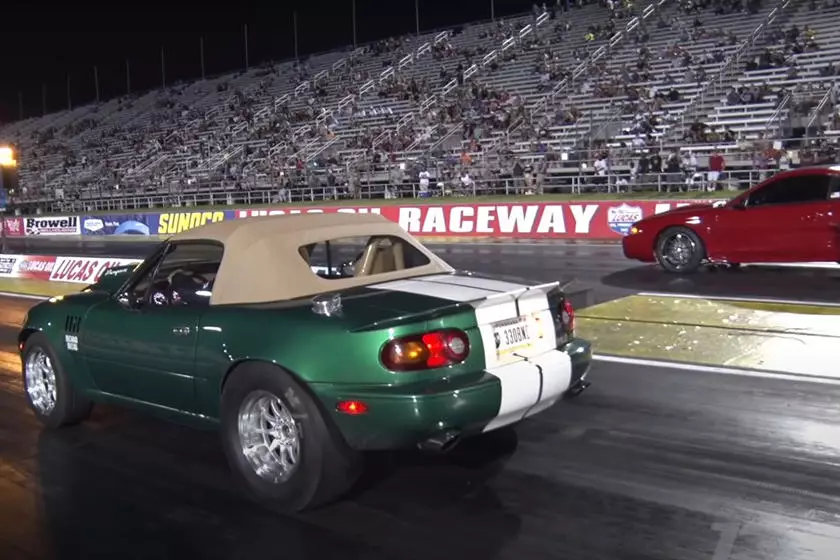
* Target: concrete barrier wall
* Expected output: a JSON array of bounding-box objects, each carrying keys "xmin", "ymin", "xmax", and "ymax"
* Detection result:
[{"xmin": 2, "ymin": 199, "xmax": 726, "ymax": 241}]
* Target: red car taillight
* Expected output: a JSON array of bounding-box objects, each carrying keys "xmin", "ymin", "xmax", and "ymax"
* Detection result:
[
  {"xmin": 560, "ymin": 298, "xmax": 576, "ymax": 336},
  {"xmin": 380, "ymin": 329, "xmax": 470, "ymax": 371}
]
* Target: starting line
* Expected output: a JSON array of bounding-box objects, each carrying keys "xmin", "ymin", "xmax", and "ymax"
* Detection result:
[{"xmin": 0, "ymin": 292, "xmax": 49, "ymax": 301}]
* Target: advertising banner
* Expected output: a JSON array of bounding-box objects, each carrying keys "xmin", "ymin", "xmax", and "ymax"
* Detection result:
[
  {"xmin": 152, "ymin": 210, "xmax": 234, "ymax": 235},
  {"xmin": 0, "ymin": 217, "xmax": 24, "ymax": 237},
  {"xmin": 235, "ymin": 200, "xmax": 725, "ymax": 239},
  {"xmin": 82, "ymin": 210, "xmax": 235, "ymax": 236},
  {"xmin": 0, "ymin": 255, "xmax": 17, "ymax": 275},
  {"xmin": 0, "ymin": 254, "xmax": 59, "ymax": 280},
  {"xmin": 0, "ymin": 254, "xmax": 141, "ymax": 283},
  {"xmin": 23, "ymin": 215, "xmax": 81, "ymax": 236},
  {"xmin": 81, "ymin": 214, "xmax": 156, "ymax": 236},
  {"xmin": 49, "ymin": 256, "xmax": 142, "ymax": 284}
]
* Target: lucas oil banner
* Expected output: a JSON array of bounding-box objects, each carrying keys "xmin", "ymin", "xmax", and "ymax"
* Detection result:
[{"xmin": 82, "ymin": 210, "xmax": 234, "ymax": 236}]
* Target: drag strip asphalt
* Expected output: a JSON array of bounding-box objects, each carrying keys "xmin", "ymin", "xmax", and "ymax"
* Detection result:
[
  {"xmin": 3, "ymin": 236, "xmax": 840, "ymax": 558},
  {"xmin": 6, "ymin": 237, "xmax": 840, "ymax": 307},
  {"xmin": 1, "ymin": 295, "xmax": 840, "ymax": 559}
]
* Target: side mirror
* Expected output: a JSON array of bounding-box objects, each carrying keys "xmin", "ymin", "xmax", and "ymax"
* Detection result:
[
  {"xmin": 730, "ymin": 199, "xmax": 747, "ymax": 210},
  {"xmin": 116, "ymin": 292, "xmax": 135, "ymax": 309}
]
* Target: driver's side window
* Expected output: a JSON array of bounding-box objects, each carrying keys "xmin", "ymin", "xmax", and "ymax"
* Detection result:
[
  {"xmin": 125, "ymin": 242, "xmax": 224, "ymax": 309},
  {"xmin": 748, "ymin": 175, "xmax": 832, "ymax": 207}
]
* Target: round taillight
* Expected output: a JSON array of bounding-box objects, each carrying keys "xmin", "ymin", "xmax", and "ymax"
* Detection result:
[
  {"xmin": 381, "ymin": 329, "xmax": 470, "ymax": 371},
  {"xmin": 561, "ymin": 298, "xmax": 576, "ymax": 335},
  {"xmin": 445, "ymin": 333, "xmax": 467, "ymax": 357}
]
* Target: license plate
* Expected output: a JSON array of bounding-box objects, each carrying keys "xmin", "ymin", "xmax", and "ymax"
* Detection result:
[{"xmin": 493, "ymin": 317, "xmax": 533, "ymax": 359}]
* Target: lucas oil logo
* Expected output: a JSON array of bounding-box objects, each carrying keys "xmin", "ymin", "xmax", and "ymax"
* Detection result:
[{"xmin": 606, "ymin": 204, "xmax": 643, "ymax": 236}]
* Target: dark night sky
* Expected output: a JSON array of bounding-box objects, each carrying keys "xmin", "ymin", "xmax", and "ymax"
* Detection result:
[{"xmin": 0, "ymin": 0, "xmax": 539, "ymax": 123}]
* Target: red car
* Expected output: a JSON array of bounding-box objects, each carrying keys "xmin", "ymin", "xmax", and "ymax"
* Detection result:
[{"xmin": 622, "ymin": 166, "xmax": 840, "ymax": 273}]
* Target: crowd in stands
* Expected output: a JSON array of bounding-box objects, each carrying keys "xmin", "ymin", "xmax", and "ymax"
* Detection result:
[{"xmin": 2, "ymin": 0, "xmax": 840, "ymax": 212}]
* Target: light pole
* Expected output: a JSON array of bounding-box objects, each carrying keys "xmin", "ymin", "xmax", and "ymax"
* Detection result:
[{"xmin": 0, "ymin": 146, "xmax": 18, "ymax": 254}]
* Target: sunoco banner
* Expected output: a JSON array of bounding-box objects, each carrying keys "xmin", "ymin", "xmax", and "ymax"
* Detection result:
[{"xmin": 153, "ymin": 210, "xmax": 233, "ymax": 235}]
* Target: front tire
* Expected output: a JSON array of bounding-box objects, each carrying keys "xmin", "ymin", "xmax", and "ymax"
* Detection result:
[
  {"xmin": 220, "ymin": 362, "xmax": 361, "ymax": 513},
  {"xmin": 655, "ymin": 227, "xmax": 705, "ymax": 274},
  {"xmin": 22, "ymin": 333, "xmax": 93, "ymax": 429}
]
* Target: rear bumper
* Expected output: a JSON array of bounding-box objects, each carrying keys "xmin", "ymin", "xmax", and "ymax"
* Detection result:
[
  {"xmin": 312, "ymin": 338, "xmax": 593, "ymax": 450},
  {"xmin": 566, "ymin": 337, "xmax": 592, "ymax": 389}
]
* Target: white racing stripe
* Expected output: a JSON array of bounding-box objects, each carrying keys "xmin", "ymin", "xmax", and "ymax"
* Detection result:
[
  {"xmin": 482, "ymin": 360, "xmax": 542, "ymax": 432},
  {"xmin": 415, "ymin": 273, "xmax": 528, "ymax": 294},
  {"xmin": 368, "ymin": 277, "xmax": 498, "ymax": 301},
  {"xmin": 372, "ymin": 273, "xmax": 574, "ymax": 430}
]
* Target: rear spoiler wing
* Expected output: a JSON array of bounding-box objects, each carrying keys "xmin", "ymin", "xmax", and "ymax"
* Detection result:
[{"xmin": 350, "ymin": 280, "xmax": 564, "ymax": 333}]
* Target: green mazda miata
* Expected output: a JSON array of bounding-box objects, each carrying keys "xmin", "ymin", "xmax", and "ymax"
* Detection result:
[{"xmin": 19, "ymin": 212, "xmax": 592, "ymax": 512}]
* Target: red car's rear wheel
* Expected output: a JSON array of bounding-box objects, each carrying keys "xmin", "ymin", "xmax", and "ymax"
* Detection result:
[{"xmin": 655, "ymin": 227, "xmax": 706, "ymax": 274}]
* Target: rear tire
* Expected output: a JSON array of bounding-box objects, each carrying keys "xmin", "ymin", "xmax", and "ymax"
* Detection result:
[
  {"xmin": 655, "ymin": 227, "xmax": 705, "ymax": 274},
  {"xmin": 220, "ymin": 362, "xmax": 361, "ymax": 513},
  {"xmin": 22, "ymin": 333, "xmax": 93, "ymax": 429}
]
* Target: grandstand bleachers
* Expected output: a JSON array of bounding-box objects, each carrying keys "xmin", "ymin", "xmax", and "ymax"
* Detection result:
[{"xmin": 1, "ymin": 0, "xmax": 839, "ymax": 213}]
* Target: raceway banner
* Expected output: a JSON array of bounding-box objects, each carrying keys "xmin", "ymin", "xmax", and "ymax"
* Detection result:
[
  {"xmin": 0, "ymin": 255, "xmax": 141, "ymax": 283},
  {"xmin": 234, "ymin": 199, "xmax": 726, "ymax": 238},
  {"xmin": 67, "ymin": 200, "xmax": 726, "ymax": 240},
  {"xmin": 81, "ymin": 210, "xmax": 235, "ymax": 236}
]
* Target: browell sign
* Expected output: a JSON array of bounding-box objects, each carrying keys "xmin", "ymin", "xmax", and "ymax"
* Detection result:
[{"xmin": 24, "ymin": 216, "xmax": 80, "ymax": 236}]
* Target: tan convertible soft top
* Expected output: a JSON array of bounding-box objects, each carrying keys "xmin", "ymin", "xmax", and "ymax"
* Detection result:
[{"xmin": 170, "ymin": 212, "xmax": 453, "ymax": 306}]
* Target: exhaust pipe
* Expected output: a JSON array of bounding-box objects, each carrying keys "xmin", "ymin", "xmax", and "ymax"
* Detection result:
[
  {"xmin": 418, "ymin": 430, "xmax": 461, "ymax": 453},
  {"xmin": 566, "ymin": 379, "xmax": 591, "ymax": 398}
]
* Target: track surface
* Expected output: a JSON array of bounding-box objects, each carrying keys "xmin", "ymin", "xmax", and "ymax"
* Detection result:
[
  {"xmin": 1, "ymin": 239, "xmax": 840, "ymax": 559},
  {"xmin": 6, "ymin": 237, "xmax": 840, "ymax": 306}
]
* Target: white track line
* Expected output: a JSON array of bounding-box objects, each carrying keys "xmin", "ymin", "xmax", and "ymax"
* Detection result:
[
  {"xmin": 1, "ymin": 291, "xmax": 835, "ymax": 386},
  {"xmin": 637, "ymin": 292, "xmax": 840, "ymax": 308},
  {"xmin": 0, "ymin": 292, "xmax": 48, "ymax": 301},
  {"xmin": 593, "ymin": 354, "xmax": 840, "ymax": 387},
  {"xmin": 748, "ymin": 262, "xmax": 840, "ymax": 269}
]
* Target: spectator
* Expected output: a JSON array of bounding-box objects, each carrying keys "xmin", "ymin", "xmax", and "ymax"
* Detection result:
[{"xmin": 708, "ymin": 150, "xmax": 725, "ymax": 191}]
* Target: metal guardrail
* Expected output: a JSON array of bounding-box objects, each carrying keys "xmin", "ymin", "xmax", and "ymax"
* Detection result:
[
  {"xmin": 350, "ymin": 11, "xmax": 554, "ymax": 169},
  {"xmin": 187, "ymin": 47, "xmax": 371, "ymax": 177},
  {"xmin": 12, "ymin": 169, "xmax": 778, "ymax": 215},
  {"xmin": 763, "ymin": 92, "xmax": 791, "ymax": 137},
  {"xmin": 664, "ymin": 0, "xmax": 795, "ymax": 143},
  {"xmin": 303, "ymin": 31, "xmax": 452, "ymax": 168},
  {"xmin": 805, "ymin": 87, "xmax": 833, "ymax": 138},
  {"xmin": 477, "ymin": 0, "xmax": 669, "ymax": 167}
]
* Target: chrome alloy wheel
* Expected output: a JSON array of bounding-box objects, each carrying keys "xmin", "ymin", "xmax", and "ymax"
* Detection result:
[
  {"xmin": 661, "ymin": 232, "xmax": 697, "ymax": 269},
  {"xmin": 238, "ymin": 390, "xmax": 301, "ymax": 483},
  {"xmin": 24, "ymin": 349, "xmax": 58, "ymax": 415}
]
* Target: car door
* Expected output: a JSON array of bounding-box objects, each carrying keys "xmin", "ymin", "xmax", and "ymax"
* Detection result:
[
  {"xmin": 718, "ymin": 172, "xmax": 835, "ymax": 263},
  {"xmin": 829, "ymin": 175, "xmax": 840, "ymax": 262},
  {"xmin": 81, "ymin": 241, "xmax": 223, "ymax": 413}
]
